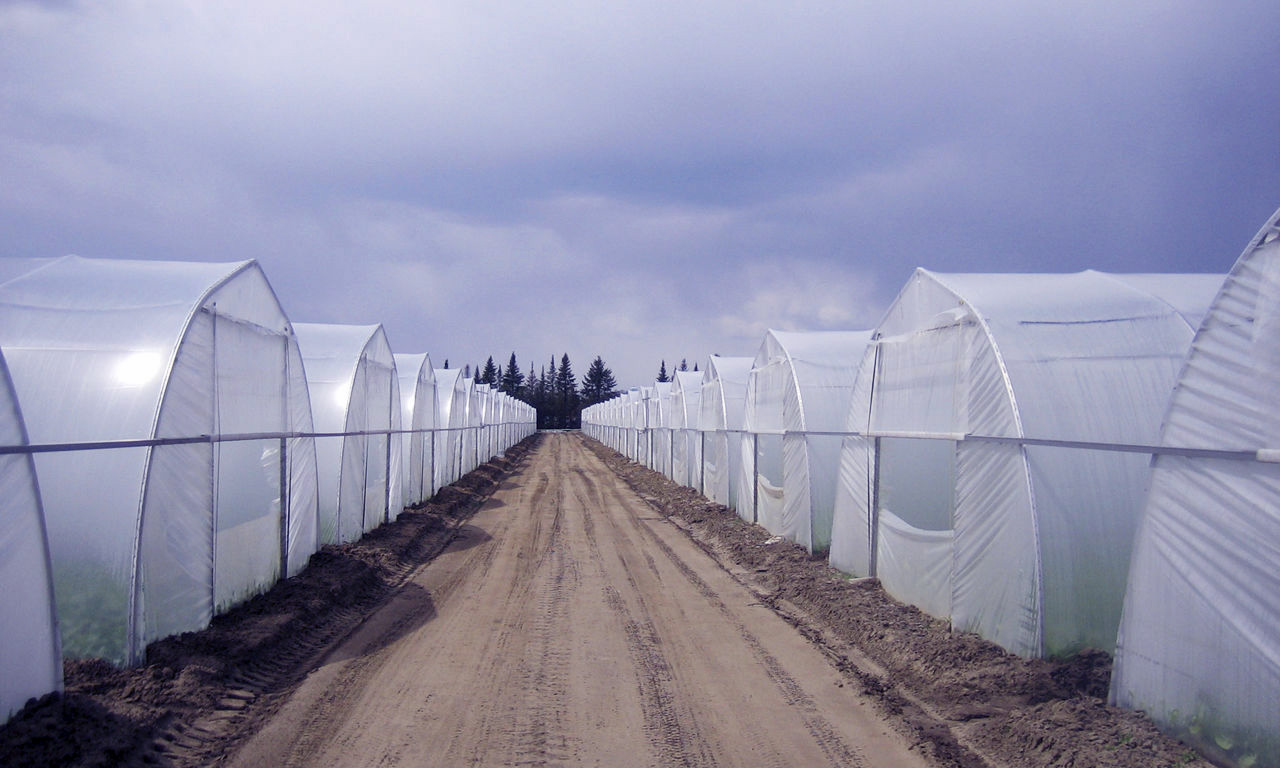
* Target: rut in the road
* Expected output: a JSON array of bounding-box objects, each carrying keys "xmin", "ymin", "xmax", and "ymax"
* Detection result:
[{"xmin": 224, "ymin": 432, "xmax": 929, "ymax": 768}]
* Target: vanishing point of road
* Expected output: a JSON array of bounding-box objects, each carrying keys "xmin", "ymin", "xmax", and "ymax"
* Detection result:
[{"xmin": 229, "ymin": 433, "xmax": 928, "ymax": 768}]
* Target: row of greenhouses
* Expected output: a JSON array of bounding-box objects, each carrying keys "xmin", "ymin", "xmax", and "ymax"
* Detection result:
[
  {"xmin": 0, "ymin": 256, "xmax": 534, "ymax": 723},
  {"xmin": 583, "ymin": 205, "xmax": 1280, "ymax": 768}
]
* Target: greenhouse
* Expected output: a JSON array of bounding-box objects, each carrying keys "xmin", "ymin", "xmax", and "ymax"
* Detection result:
[
  {"xmin": 448, "ymin": 374, "xmax": 477, "ymax": 479},
  {"xmin": 474, "ymin": 383, "xmax": 491, "ymax": 471},
  {"xmin": 699, "ymin": 356, "xmax": 754, "ymax": 512},
  {"xmin": 433, "ymin": 368, "xmax": 461, "ymax": 489},
  {"xmin": 394, "ymin": 353, "xmax": 437, "ymax": 509},
  {"xmin": 620, "ymin": 387, "xmax": 645, "ymax": 462},
  {"xmin": 582, "ymin": 393, "xmax": 626, "ymax": 454},
  {"xmin": 669, "ymin": 370, "xmax": 702, "ymax": 490},
  {"xmin": 649, "ymin": 381, "xmax": 673, "ymax": 476},
  {"xmin": 295, "ymin": 323, "xmax": 400, "ymax": 546},
  {"xmin": 0, "ymin": 347, "xmax": 61, "ymax": 721},
  {"xmin": 1111, "ymin": 209, "xmax": 1280, "ymax": 767},
  {"xmin": 0, "ymin": 256, "xmax": 319, "ymax": 664},
  {"xmin": 827, "ymin": 268, "xmax": 1220, "ymax": 658},
  {"xmin": 738, "ymin": 330, "xmax": 871, "ymax": 553}
]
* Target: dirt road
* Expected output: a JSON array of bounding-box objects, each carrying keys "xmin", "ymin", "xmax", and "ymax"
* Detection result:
[{"xmin": 228, "ymin": 432, "xmax": 929, "ymax": 768}]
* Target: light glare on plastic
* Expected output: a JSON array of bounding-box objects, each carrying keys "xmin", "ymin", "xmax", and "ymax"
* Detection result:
[
  {"xmin": 113, "ymin": 351, "xmax": 163, "ymax": 387},
  {"xmin": 334, "ymin": 383, "xmax": 352, "ymax": 410}
]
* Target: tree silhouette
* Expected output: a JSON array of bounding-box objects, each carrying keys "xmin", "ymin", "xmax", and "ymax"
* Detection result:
[
  {"xmin": 479, "ymin": 356, "xmax": 498, "ymax": 386},
  {"xmin": 580, "ymin": 356, "xmax": 618, "ymax": 406},
  {"xmin": 500, "ymin": 352, "xmax": 525, "ymax": 396},
  {"xmin": 657, "ymin": 359, "xmax": 669, "ymax": 383}
]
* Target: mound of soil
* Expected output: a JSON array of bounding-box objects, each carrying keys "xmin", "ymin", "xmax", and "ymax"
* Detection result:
[
  {"xmin": 584, "ymin": 437, "xmax": 1208, "ymax": 768},
  {"xmin": 0, "ymin": 436, "xmax": 539, "ymax": 768}
]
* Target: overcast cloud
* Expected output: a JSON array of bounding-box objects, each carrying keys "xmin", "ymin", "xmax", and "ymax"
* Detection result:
[{"xmin": 2, "ymin": 0, "xmax": 1277, "ymax": 385}]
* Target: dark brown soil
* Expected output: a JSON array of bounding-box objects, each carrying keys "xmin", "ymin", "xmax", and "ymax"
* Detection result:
[
  {"xmin": 0, "ymin": 436, "xmax": 539, "ymax": 768},
  {"xmin": 583, "ymin": 436, "xmax": 1209, "ymax": 768}
]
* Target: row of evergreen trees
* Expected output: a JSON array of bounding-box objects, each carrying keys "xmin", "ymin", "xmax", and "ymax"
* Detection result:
[
  {"xmin": 447, "ymin": 354, "xmax": 697, "ymax": 429},
  {"xmin": 653, "ymin": 358, "xmax": 697, "ymax": 383},
  {"xmin": 455, "ymin": 353, "xmax": 619, "ymax": 429}
]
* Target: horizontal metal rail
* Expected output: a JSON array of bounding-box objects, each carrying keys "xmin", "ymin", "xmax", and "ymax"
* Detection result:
[
  {"xmin": 588, "ymin": 426, "xmax": 1269, "ymax": 463},
  {"xmin": 0, "ymin": 422, "xmax": 535, "ymax": 456}
]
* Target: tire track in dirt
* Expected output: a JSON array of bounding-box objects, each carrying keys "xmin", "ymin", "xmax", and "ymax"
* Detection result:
[
  {"xmin": 447, "ymin": 439, "xmax": 579, "ymax": 767},
  {"xmin": 223, "ymin": 434, "xmax": 927, "ymax": 768},
  {"xmin": 567, "ymin": 453, "xmax": 720, "ymax": 768},
  {"xmin": 566, "ymin": 438, "xmax": 869, "ymax": 768}
]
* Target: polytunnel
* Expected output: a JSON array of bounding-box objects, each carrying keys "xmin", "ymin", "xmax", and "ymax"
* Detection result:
[
  {"xmin": 482, "ymin": 388, "xmax": 497, "ymax": 460},
  {"xmin": 472, "ymin": 382, "xmax": 489, "ymax": 471},
  {"xmin": 0, "ymin": 347, "xmax": 61, "ymax": 722},
  {"xmin": 394, "ymin": 353, "xmax": 437, "ymax": 508},
  {"xmin": 622, "ymin": 388, "xmax": 645, "ymax": 462},
  {"xmin": 699, "ymin": 356, "xmax": 754, "ymax": 511},
  {"xmin": 295, "ymin": 323, "xmax": 400, "ymax": 546},
  {"xmin": 827, "ymin": 268, "xmax": 1220, "ymax": 659},
  {"xmin": 669, "ymin": 371, "xmax": 702, "ymax": 490},
  {"xmin": 433, "ymin": 368, "xmax": 461, "ymax": 488},
  {"xmin": 1111, "ymin": 209, "xmax": 1280, "ymax": 767},
  {"xmin": 739, "ymin": 330, "xmax": 871, "ymax": 553},
  {"xmin": 449, "ymin": 375, "xmax": 478, "ymax": 478},
  {"xmin": 0, "ymin": 256, "xmax": 319, "ymax": 664},
  {"xmin": 605, "ymin": 395, "xmax": 625, "ymax": 452},
  {"xmin": 649, "ymin": 381, "xmax": 673, "ymax": 476},
  {"xmin": 583, "ymin": 395, "xmax": 621, "ymax": 452}
]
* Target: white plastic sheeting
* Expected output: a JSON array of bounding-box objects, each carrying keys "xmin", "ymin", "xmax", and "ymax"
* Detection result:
[
  {"xmin": 1112, "ymin": 210, "xmax": 1280, "ymax": 766},
  {"xmin": 433, "ymin": 368, "xmax": 461, "ymax": 489},
  {"xmin": 0, "ymin": 256, "xmax": 319, "ymax": 664},
  {"xmin": 828, "ymin": 269, "xmax": 1220, "ymax": 658},
  {"xmin": 295, "ymin": 323, "xmax": 400, "ymax": 547},
  {"xmin": 0, "ymin": 347, "xmax": 61, "ymax": 722},
  {"xmin": 669, "ymin": 371, "xmax": 702, "ymax": 490},
  {"xmin": 649, "ymin": 381, "xmax": 673, "ymax": 476},
  {"xmin": 581, "ymin": 392, "xmax": 631, "ymax": 457},
  {"xmin": 456, "ymin": 376, "xmax": 478, "ymax": 476},
  {"xmin": 394, "ymin": 353, "xmax": 437, "ymax": 509},
  {"xmin": 699, "ymin": 356, "xmax": 753, "ymax": 512},
  {"xmin": 621, "ymin": 387, "xmax": 646, "ymax": 462},
  {"xmin": 740, "ymin": 330, "xmax": 871, "ymax": 553}
]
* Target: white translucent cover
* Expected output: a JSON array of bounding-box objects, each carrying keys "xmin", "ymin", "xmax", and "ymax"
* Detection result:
[
  {"xmin": 449, "ymin": 375, "xmax": 476, "ymax": 479},
  {"xmin": 669, "ymin": 371, "xmax": 702, "ymax": 489},
  {"xmin": 1112, "ymin": 210, "xmax": 1280, "ymax": 766},
  {"xmin": 433, "ymin": 369, "xmax": 461, "ymax": 488},
  {"xmin": 650, "ymin": 381, "xmax": 673, "ymax": 475},
  {"xmin": 699, "ymin": 356, "xmax": 753, "ymax": 511},
  {"xmin": 0, "ymin": 256, "xmax": 317, "ymax": 664},
  {"xmin": 295, "ymin": 323, "xmax": 400, "ymax": 546},
  {"xmin": 394, "ymin": 353, "xmax": 436, "ymax": 507},
  {"xmin": 0, "ymin": 348, "xmax": 61, "ymax": 721},
  {"xmin": 741, "ymin": 330, "xmax": 871, "ymax": 552},
  {"xmin": 828, "ymin": 268, "xmax": 1217, "ymax": 658}
]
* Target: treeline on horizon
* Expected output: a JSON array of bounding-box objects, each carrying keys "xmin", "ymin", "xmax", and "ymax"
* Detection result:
[
  {"xmin": 445, "ymin": 354, "xmax": 698, "ymax": 429},
  {"xmin": 445, "ymin": 353, "xmax": 615, "ymax": 429}
]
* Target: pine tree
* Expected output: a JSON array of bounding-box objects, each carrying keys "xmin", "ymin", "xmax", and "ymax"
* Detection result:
[
  {"xmin": 500, "ymin": 352, "xmax": 525, "ymax": 396},
  {"xmin": 679, "ymin": 358, "xmax": 688, "ymax": 372},
  {"xmin": 479, "ymin": 355, "xmax": 498, "ymax": 386},
  {"xmin": 657, "ymin": 359, "xmax": 669, "ymax": 383},
  {"xmin": 580, "ymin": 356, "xmax": 618, "ymax": 406},
  {"xmin": 557, "ymin": 354, "xmax": 579, "ymax": 428},
  {"xmin": 443, "ymin": 359, "xmax": 449, "ymax": 369},
  {"xmin": 463, "ymin": 363, "xmax": 471, "ymax": 378},
  {"xmin": 538, "ymin": 364, "xmax": 550, "ymax": 427}
]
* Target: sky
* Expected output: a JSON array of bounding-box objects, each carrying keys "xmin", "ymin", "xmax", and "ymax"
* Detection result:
[{"xmin": 2, "ymin": 1, "xmax": 1278, "ymax": 388}]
